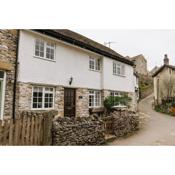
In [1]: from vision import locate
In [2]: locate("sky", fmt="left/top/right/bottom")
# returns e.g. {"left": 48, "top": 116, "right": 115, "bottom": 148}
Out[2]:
{"left": 75, "top": 30, "right": 175, "bottom": 71}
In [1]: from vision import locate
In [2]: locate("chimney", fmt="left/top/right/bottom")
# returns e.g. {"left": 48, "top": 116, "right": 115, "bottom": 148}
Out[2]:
{"left": 164, "top": 54, "right": 169, "bottom": 65}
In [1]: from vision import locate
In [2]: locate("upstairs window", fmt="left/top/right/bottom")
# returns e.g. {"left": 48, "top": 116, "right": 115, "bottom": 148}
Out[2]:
{"left": 89, "top": 57, "right": 101, "bottom": 71}
{"left": 35, "top": 39, "right": 55, "bottom": 61}
{"left": 46, "top": 43, "right": 55, "bottom": 60}
{"left": 113, "top": 61, "right": 125, "bottom": 76}
{"left": 35, "top": 39, "right": 44, "bottom": 58}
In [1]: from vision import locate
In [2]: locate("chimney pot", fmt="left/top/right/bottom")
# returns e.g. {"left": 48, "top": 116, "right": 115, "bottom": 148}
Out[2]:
{"left": 164, "top": 54, "right": 169, "bottom": 65}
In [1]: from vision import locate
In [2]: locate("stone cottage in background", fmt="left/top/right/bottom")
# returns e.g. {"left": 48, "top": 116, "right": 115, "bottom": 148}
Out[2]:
{"left": 126, "top": 54, "right": 148, "bottom": 75}
{"left": 0, "top": 29, "right": 138, "bottom": 119}
{"left": 152, "top": 54, "right": 175, "bottom": 105}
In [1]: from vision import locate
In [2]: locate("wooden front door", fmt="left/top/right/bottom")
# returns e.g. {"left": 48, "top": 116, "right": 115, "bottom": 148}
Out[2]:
{"left": 64, "top": 88, "right": 76, "bottom": 117}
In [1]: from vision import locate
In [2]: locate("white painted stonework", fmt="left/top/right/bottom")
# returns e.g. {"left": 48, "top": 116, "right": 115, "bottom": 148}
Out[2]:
{"left": 18, "top": 30, "right": 135, "bottom": 93}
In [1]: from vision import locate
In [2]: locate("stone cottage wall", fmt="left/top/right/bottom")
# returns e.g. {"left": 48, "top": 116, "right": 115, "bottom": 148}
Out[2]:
{"left": 16, "top": 82, "right": 33, "bottom": 116}
{"left": 76, "top": 88, "right": 89, "bottom": 117}
{"left": 55, "top": 86, "right": 64, "bottom": 117}
{"left": 0, "top": 30, "right": 18, "bottom": 118}
{"left": 16, "top": 82, "right": 65, "bottom": 117}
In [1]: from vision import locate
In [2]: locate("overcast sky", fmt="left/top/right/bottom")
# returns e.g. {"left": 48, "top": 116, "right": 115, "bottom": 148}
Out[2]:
{"left": 75, "top": 30, "right": 175, "bottom": 71}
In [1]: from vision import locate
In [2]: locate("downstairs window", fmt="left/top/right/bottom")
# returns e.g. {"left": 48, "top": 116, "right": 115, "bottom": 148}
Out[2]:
{"left": 32, "top": 86, "right": 54, "bottom": 109}
{"left": 89, "top": 90, "right": 101, "bottom": 107}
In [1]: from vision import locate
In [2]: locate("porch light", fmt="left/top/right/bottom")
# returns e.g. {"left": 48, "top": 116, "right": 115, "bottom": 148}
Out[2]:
{"left": 69, "top": 77, "right": 73, "bottom": 85}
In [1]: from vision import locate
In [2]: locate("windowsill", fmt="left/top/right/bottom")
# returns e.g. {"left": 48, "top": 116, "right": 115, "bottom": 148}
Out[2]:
{"left": 89, "top": 69, "right": 101, "bottom": 73}
{"left": 112, "top": 105, "right": 127, "bottom": 108}
{"left": 31, "top": 108, "right": 54, "bottom": 111}
{"left": 34, "top": 56, "right": 56, "bottom": 62}
{"left": 113, "top": 73, "right": 126, "bottom": 77}
{"left": 89, "top": 107, "right": 104, "bottom": 113}
{"left": 89, "top": 106, "right": 102, "bottom": 108}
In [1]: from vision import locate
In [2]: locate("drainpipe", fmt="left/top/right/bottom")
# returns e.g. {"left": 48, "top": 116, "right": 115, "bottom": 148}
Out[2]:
{"left": 12, "top": 30, "right": 20, "bottom": 119}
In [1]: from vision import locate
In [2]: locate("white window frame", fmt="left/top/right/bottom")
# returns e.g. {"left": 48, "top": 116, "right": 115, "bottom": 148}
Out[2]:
{"left": 34, "top": 38, "right": 56, "bottom": 62}
{"left": 89, "top": 90, "right": 101, "bottom": 108}
{"left": 0, "top": 71, "right": 6, "bottom": 120}
{"left": 113, "top": 61, "right": 125, "bottom": 76}
{"left": 110, "top": 91, "right": 124, "bottom": 107}
{"left": 31, "top": 86, "right": 55, "bottom": 110}
{"left": 89, "top": 57, "right": 101, "bottom": 72}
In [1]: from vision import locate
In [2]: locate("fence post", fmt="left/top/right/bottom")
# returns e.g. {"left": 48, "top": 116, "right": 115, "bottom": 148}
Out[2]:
{"left": 42, "top": 113, "right": 53, "bottom": 145}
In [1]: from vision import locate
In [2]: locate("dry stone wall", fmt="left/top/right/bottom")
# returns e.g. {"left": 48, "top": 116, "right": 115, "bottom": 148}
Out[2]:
{"left": 106, "top": 109, "right": 139, "bottom": 137}
{"left": 52, "top": 116, "right": 105, "bottom": 145}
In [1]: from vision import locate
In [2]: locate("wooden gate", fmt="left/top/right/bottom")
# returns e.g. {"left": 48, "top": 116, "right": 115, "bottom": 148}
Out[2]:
{"left": 0, "top": 114, "right": 53, "bottom": 146}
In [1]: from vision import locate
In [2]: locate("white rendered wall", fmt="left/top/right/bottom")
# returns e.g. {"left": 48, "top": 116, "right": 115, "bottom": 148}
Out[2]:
{"left": 18, "top": 30, "right": 135, "bottom": 92}
{"left": 18, "top": 30, "right": 102, "bottom": 90}
{"left": 103, "top": 57, "right": 135, "bottom": 92}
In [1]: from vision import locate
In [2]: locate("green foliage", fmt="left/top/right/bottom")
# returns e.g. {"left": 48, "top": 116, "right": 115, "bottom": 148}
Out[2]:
{"left": 104, "top": 95, "right": 132, "bottom": 112}
{"left": 155, "top": 102, "right": 175, "bottom": 116}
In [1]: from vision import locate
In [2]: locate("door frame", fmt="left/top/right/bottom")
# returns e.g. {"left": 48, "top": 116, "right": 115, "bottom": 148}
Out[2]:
{"left": 0, "top": 71, "right": 6, "bottom": 120}
{"left": 64, "top": 87, "right": 76, "bottom": 117}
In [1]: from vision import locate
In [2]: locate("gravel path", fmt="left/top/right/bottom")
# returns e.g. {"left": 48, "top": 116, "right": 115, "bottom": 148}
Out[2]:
{"left": 109, "top": 94, "right": 175, "bottom": 145}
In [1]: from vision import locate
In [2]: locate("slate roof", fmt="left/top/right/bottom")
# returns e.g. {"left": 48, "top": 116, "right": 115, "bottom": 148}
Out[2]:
{"left": 152, "top": 64, "right": 175, "bottom": 77}
{"left": 33, "top": 29, "right": 133, "bottom": 66}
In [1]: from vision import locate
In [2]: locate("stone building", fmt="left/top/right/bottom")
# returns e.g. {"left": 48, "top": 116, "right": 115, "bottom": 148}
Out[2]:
{"left": 149, "top": 66, "right": 159, "bottom": 76}
{"left": 127, "top": 54, "right": 148, "bottom": 75}
{"left": 0, "top": 29, "right": 138, "bottom": 119}
{"left": 152, "top": 54, "right": 175, "bottom": 105}
{"left": 0, "top": 30, "right": 18, "bottom": 119}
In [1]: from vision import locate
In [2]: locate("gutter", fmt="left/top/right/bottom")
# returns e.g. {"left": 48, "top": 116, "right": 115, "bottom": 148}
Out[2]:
{"left": 12, "top": 30, "right": 20, "bottom": 119}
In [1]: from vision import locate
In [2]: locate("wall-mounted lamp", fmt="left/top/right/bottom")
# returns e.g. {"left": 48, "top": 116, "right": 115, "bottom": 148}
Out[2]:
{"left": 69, "top": 77, "right": 73, "bottom": 85}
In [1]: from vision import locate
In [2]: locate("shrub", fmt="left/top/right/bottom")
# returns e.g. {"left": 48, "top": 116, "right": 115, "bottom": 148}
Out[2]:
{"left": 104, "top": 95, "right": 132, "bottom": 112}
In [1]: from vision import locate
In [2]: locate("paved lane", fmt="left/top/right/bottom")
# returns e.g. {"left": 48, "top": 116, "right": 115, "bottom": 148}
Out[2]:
{"left": 109, "top": 95, "right": 175, "bottom": 145}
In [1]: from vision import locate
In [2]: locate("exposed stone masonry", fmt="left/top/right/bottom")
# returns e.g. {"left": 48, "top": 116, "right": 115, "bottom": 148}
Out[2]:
{"left": 76, "top": 88, "right": 89, "bottom": 117}
{"left": 105, "top": 109, "right": 139, "bottom": 137}
{"left": 0, "top": 30, "right": 18, "bottom": 118}
{"left": 52, "top": 116, "right": 105, "bottom": 145}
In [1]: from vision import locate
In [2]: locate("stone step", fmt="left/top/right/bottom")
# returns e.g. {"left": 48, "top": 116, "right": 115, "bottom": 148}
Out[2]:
{"left": 105, "top": 134, "right": 116, "bottom": 142}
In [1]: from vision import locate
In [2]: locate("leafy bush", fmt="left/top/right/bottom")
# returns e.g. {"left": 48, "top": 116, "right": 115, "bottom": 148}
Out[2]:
{"left": 104, "top": 95, "right": 132, "bottom": 112}
{"left": 172, "top": 101, "right": 175, "bottom": 108}
{"left": 155, "top": 102, "right": 175, "bottom": 116}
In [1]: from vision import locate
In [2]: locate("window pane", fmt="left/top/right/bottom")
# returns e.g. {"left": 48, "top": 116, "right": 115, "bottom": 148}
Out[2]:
{"left": 46, "top": 42, "right": 55, "bottom": 60}
{"left": 33, "top": 103, "right": 37, "bottom": 108}
{"left": 32, "top": 87, "right": 43, "bottom": 109}
{"left": 38, "top": 102, "right": 42, "bottom": 108}
{"left": 113, "top": 62, "right": 116, "bottom": 74}
{"left": 89, "top": 58, "right": 95, "bottom": 70}
{"left": 44, "top": 88, "right": 54, "bottom": 108}
{"left": 35, "top": 39, "right": 44, "bottom": 58}
{"left": 35, "top": 50, "right": 39, "bottom": 56}
{"left": 45, "top": 103, "right": 49, "bottom": 108}
{"left": 121, "top": 65, "right": 125, "bottom": 75}
{"left": 33, "top": 98, "right": 37, "bottom": 102}
{"left": 96, "top": 59, "right": 100, "bottom": 71}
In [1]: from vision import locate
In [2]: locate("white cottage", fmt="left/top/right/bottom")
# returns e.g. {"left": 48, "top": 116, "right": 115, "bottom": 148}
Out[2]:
{"left": 0, "top": 29, "right": 138, "bottom": 119}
